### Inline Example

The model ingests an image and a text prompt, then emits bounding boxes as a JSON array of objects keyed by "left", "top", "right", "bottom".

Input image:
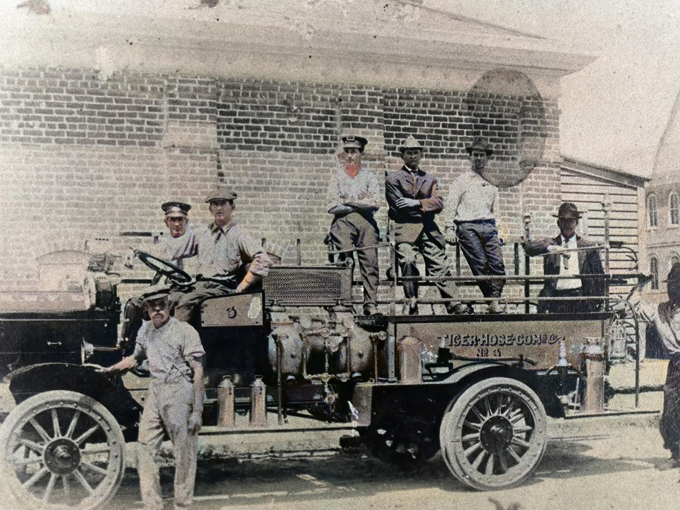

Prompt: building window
[
  {"left": 650, "top": 257, "right": 659, "bottom": 290},
  {"left": 672, "top": 253, "right": 680, "bottom": 269},
  {"left": 648, "top": 194, "right": 658, "bottom": 228},
  {"left": 670, "top": 192, "right": 679, "bottom": 225}
]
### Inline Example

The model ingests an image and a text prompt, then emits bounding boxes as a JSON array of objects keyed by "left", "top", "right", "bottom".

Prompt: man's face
[
  {"left": 401, "top": 149, "right": 422, "bottom": 170},
  {"left": 557, "top": 217, "right": 578, "bottom": 239},
  {"left": 470, "top": 149, "right": 488, "bottom": 174},
  {"left": 209, "top": 199, "right": 234, "bottom": 227},
  {"left": 145, "top": 297, "right": 170, "bottom": 328},
  {"left": 164, "top": 214, "right": 187, "bottom": 238},
  {"left": 343, "top": 147, "right": 362, "bottom": 168}
]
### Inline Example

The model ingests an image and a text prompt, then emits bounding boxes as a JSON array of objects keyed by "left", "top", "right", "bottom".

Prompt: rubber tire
[
  {"left": 439, "top": 377, "right": 547, "bottom": 491},
  {"left": 0, "top": 390, "right": 126, "bottom": 510}
]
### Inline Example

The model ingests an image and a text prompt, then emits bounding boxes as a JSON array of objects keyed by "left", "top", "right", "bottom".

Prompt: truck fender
[{"left": 6, "top": 363, "right": 142, "bottom": 438}]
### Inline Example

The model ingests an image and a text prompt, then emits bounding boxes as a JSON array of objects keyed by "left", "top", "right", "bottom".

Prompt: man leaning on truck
[{"left": 101, "top": 284, "right": 205, "bottom": 510}]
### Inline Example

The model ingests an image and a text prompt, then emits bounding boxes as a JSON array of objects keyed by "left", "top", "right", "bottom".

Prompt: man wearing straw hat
[
  {"left": 385, "top": 135, "right": 465, "bottom": 315},
  {"left": 447, "top": 136, "right": 506, "bottom": 314},
  {"left": 523, "top": 202, "right": 605, "bottom": 313},
  {"left": 102, "top": 284, "right": 205, "bottom": 510}
]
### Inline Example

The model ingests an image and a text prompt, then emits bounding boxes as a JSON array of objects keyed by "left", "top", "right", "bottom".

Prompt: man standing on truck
[
  {"left": 326, "top": 135, "right": 382, "bottom": 316},
  {"left": 385, "top": 135, "right": 465, "bottom": 315},
  {"left": 523, "top": 202, "right": 604, "bottom": 313},
  {"left": 446, "top": 137, "right": 506, "bottom": 314},
  {"left": 169, "top": 186, "right": 273, "bottom": 322},
  {"left": 102, "top": 285, "right": 205, "bottom": 510}
]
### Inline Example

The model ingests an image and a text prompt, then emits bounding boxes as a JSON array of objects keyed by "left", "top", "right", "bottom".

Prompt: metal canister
[
  {"left": 398, "top": 336, "right": 422, "bottom": 384},
  {"left": 217, "top": 375, "right": 235, "bottom": 428},
  {"left": 249, "top": 375, "right": 267, "bottom": 427},
  {"left": 581, "top": 337, "right": 605, "bottom": 413}
]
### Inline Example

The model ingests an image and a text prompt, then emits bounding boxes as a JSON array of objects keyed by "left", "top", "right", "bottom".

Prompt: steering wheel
[{"left": 136, "top": 250, "right": 192, "bottom": 284}]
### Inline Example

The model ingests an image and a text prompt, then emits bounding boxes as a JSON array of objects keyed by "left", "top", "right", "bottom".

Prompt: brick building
[{"left": 0, "top": 1, "right": 595, "bottom": 298}]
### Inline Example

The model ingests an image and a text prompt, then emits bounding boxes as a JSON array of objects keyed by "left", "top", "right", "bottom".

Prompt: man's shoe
[
  {"left": 402, "top": 302, "right": 419, "bottom": 315},
  {"left": 446, "top": 302, "right": 469, "bottom": 315},
  {"left": 487, "top": 299, "right": 505, "bottom": 314},
  {"left": 363, "top": 304, "right": 382, "bottom": 317}
]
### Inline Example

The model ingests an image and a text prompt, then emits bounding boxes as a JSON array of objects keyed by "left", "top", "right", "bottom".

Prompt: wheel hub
[
  {"left": 44, "top": 438, "right": 81, "bottom": 475},
  {"left": 479, "top": 416, "right": 513, "bottom": 453}
]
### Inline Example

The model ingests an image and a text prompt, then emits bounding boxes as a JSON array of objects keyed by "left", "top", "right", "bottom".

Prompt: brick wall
[{"left": 0, "top": 67, "right": 561, "bottom": 299}]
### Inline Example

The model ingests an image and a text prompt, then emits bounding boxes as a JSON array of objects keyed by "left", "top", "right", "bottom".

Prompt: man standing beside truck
[{"left": 102, "top": 285, "right": 205, "bottom": 510}]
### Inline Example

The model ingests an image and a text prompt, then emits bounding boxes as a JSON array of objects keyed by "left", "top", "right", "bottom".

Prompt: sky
[{"left": 428, "top": 0, "right": 680, "bottom": 178}]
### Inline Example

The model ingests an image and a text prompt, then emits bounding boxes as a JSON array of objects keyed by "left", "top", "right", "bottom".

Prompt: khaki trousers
[{"left": 137, "top": 380, "right": 198, "bottom": 510}]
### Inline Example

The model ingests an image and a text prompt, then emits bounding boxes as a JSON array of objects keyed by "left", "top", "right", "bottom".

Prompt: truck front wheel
[
  {"left": 439, "top": 377, "right": 547, "bottom": 490},
  {"left": 0, "top": 390, "right": 125, "bottom": 509}
]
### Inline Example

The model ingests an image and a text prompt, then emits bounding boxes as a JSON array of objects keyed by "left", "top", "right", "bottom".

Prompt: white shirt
[
  {"left": 447, "top": 170, "right": 498, "bottom": 223},
  {"left": 555, "top": 235, "right": 582, "bottom": 290}
]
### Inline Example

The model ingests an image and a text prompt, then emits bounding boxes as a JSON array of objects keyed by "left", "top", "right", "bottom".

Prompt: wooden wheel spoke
[
  {"left": 63, "top": 474, "right": 71, "bottom": 496},
  {"left": 470, "top": 406, "right": 486, "bottom": 422},
  {"left": 82, "top": 446, "right": 112, "bottom": 456},
  {"left": 73, "top": 469, "right": 95, "bottom": 495},
  {"left": 502, "top": 398, "right": 519, "bottom": 418},
  {"left": 462, "top": 432, "right": 480, "bottom": 442},
  {"left": 485, "top": 452, "right": 495, "bottom": 475},
  {"left": 483, "top": 397, "right": 493, "bottom": 417},
  {"left": 28, "top": 418, "right": 52, "bottom": 443},
  {"left": 511, "top": 436, "right": 531, "bottom": 449},
  {"left": 513, "top": 424, "right": 533, "bottom": 434},
  {"left": 22, "top": 466, "right": 49, "bottom": 490},
  {"left": 471, "top": 450, "right": 487, "bottom": 470},
  {"left": 464, "top": 440, "right": 483, "bottom": 457},
  {"left": 65, "top": 410, "right": 81, "bottom": 439},
  {"left": 19, "top": 438, "right": 45, "bottom": 455},
  {"left": 81, "top": 460, "right": 109, "bottom": 477},
  {"left": 510, "top": 411, "right": 527, "bottom": 425},
  {"left": 13, "top": 455, "right": 42, "bottom": 467},
  {"left": 51, "top": 409, "right": 61, "bottom": 438},
  {"left": 74, "top": 424, "right": 99, "bottom": 447},
  {"left": 43, "top": 473, "right": 58, "bottom": 503},
  {"left": 507, "top": 445, "right": 522, "bottom": 463},
  {"left": 463, "top": 419, "right": 483, "bottom": 431}
]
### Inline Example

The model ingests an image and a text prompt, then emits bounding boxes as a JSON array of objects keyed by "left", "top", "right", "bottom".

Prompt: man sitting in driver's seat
[
  {"left": 169, "top": 186, "right": 273, "bottom": 322},
  {"left": 121, "top": 200, "right": 197, "bottom": 345}
]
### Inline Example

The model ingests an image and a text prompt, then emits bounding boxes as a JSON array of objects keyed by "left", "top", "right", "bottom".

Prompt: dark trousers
[
  {"left": 538, "top": 287, "right": 582, "bottom": 314},
  {"left": 396, "top": 229, "right": 458, "bottom": 302},
  {"left": 329, "top": 212, "right": 379, "bottom": 307},
  {"left": 661, "top": 355, "right": 680, "bottom": 458},
  {"left": 456, "top": 220, "right": 506, "bottom": 298}
]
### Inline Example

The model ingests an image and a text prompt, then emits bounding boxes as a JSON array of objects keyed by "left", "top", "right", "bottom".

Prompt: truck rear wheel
[
  {"left": 0, "top": 390, "right": 125, "bottom": 509},
  {"left": 439, "top": 377, "right": 547, "bottom": 490}
]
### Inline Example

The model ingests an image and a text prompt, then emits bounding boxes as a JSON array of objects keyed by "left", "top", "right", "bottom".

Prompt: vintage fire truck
[{"left": 0, "top": 236, "right": 647, "bottom": 509}]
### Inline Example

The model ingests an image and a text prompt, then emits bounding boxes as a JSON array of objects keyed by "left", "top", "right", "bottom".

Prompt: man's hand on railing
[
  {"left": 444, "top": 227, "right": 457, "bottom": 245},
  {"left": 123, "top": 248, "right": 137, "bottom": 269}
]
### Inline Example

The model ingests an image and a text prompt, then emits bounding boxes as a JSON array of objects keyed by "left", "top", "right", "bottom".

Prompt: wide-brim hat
[
  {"left": 399, "top": 135, "right": 424, "bottom": 153},
  {"left": 141, "top": 283, "right": 172, "bottom": 302},
  {"left": 553, "top": 202, "right": 582, "bottom": 219},
  {"left": 341, "top": 135, "right": 368, "bottom": 152},
  {"left": 205, "top": 187, "right": 238, "bottom": 203},
  {"left": 465, "top": 136, "right": 493, "bottom": 156},
  {"left": 161, "top": 201, "right": 191, "bottom": 217}
]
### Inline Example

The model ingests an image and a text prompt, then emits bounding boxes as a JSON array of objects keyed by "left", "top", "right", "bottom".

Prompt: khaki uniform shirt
[{"left": 134, "top": 317, "right": 205, "bottom": 384}]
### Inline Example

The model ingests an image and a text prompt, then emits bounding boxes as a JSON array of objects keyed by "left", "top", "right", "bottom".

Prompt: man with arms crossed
[
  {"left": 327, "top": 135, "right": 382, "bottom": 316},
  {"left": 385, "top": 135, "right": 465, "bottom": 315}
]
